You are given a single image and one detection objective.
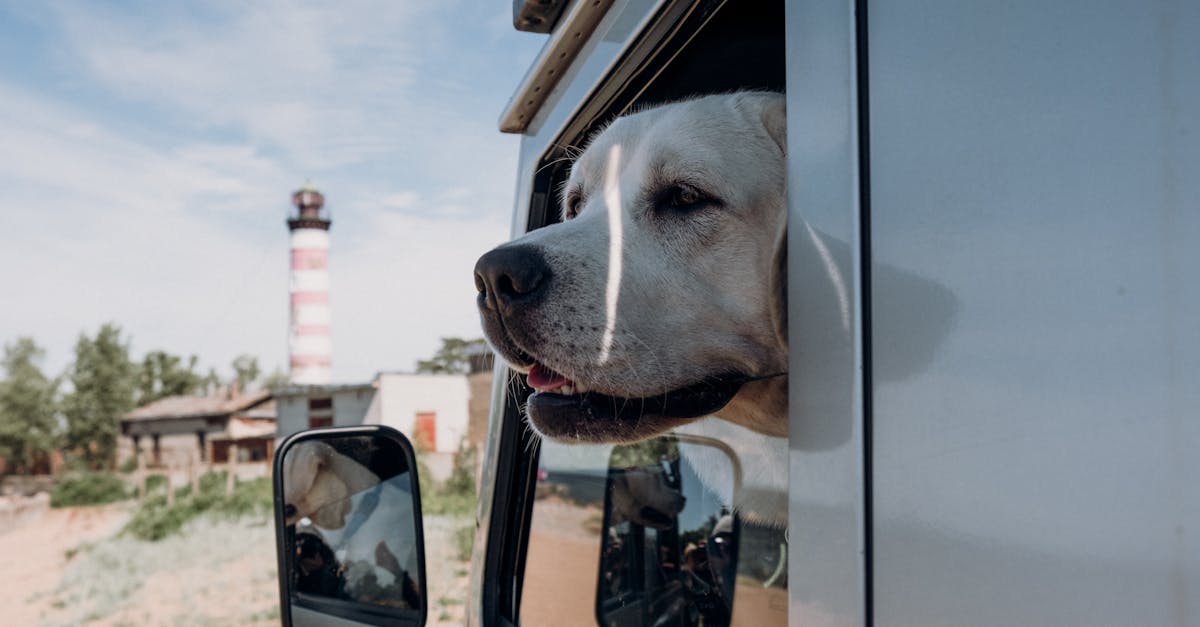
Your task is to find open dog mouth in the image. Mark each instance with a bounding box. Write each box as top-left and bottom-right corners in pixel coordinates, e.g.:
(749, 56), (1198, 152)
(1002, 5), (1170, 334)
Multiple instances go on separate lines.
(523, 362), (745, 442)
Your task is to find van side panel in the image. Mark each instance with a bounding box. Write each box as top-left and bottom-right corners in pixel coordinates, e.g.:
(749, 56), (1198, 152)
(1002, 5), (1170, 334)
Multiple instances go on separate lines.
(868, 0), (1200, 624)
(786, 0), (870, 624)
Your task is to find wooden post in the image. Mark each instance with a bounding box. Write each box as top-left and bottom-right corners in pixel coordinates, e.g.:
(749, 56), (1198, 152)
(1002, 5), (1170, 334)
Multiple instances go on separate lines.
(189, 456), (199, 495)
(136, 446), (147, 501)
(196, 430), (207, 462)
(225, 443), (238, 496)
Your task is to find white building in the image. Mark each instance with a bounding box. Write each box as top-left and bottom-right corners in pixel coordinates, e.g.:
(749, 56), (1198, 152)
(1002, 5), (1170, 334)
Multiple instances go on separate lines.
(363, 373), (471, 455)
(274, 373), (476, 456)
(274, 383), (375, 440)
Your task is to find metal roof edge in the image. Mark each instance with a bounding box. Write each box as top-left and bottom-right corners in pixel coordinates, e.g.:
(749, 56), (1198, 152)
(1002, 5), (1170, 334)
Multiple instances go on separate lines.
(499, 0), (616, 134)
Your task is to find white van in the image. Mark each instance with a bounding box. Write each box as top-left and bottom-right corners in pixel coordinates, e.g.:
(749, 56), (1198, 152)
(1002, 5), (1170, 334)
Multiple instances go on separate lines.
(274, 1), (1199, 625)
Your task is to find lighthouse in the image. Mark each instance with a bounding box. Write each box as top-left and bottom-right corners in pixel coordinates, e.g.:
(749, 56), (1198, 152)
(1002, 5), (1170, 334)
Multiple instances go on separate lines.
(287, 182), (333, 384)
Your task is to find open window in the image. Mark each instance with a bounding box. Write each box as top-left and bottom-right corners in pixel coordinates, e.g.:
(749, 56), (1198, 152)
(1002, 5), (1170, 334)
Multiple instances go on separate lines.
(484, 2), (788, 625)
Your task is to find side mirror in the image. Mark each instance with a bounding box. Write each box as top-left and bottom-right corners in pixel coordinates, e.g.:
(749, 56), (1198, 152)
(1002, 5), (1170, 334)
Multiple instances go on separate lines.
(274, 425), (427, 626)
(596, 434), (742, 627)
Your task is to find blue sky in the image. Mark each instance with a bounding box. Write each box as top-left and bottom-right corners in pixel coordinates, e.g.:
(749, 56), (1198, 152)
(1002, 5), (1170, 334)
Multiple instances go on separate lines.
(0, 1), (544, 382)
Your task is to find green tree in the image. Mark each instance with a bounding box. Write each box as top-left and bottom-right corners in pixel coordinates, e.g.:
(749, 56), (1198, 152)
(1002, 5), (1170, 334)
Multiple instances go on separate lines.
(62, 323), (136, 470)
(0, 337), (60, 475)
(202, 367), (221, 394)
(261, 367), (290, 390)
(415, 337), (486, 374)
(137, 350), (205, 404)
(231, 354), (261, 391)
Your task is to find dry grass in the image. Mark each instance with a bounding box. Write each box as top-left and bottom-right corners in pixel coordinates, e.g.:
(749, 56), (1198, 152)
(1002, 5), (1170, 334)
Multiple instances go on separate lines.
(12, 481), (475, 625)
(41, 513), (278, 626)
(423, 514), (474, 626)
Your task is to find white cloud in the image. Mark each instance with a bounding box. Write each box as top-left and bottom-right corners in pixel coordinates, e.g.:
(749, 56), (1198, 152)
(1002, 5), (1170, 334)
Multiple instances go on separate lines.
(1, 1), (541, 383)
(381, 191), (420, 212)
(0, 81), (288, 374)
(50, 1), (435, 170)
(0, 77), (516, 381)
(333, 209), (509, 380)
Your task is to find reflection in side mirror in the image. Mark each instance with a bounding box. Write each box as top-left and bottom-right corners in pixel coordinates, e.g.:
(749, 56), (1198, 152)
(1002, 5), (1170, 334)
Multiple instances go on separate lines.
(596, 434), (742, 627)
(274, 425), (427, 627)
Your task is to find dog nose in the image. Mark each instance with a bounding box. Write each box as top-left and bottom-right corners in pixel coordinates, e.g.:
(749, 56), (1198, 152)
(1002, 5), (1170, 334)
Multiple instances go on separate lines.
(474, 245), (550, 311)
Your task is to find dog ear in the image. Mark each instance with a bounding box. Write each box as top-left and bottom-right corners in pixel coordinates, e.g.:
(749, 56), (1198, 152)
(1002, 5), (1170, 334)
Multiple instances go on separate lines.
(760, 94), (787, 155)
(770, 225), (788, 350)
(735, 92), (787, 155)
(740, 92), (788, 348)
(285, 441), (329, 505)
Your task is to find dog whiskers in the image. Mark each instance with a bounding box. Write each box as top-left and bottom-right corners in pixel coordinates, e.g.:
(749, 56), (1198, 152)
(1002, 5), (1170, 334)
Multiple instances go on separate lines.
(536, 143), (585, 177)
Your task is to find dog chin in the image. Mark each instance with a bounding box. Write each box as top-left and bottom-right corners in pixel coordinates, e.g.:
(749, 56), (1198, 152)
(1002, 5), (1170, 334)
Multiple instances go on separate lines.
(524, 375), (745, 443)
(479, 327), (535, 373)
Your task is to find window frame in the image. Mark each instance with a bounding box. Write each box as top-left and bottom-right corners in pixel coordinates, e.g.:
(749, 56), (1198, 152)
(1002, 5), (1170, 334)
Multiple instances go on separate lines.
(472, 1), (840, 624)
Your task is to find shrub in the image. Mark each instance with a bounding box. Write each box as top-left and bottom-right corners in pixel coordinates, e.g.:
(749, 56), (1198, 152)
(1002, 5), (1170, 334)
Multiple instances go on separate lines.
(454, 523), (475, 562)
(443, 441), (477, 497)
(417, 440), (478, 516)
(144, 474), (168, 492)
(122, 495), (194, 541)
(122, 474), (272, 541)
(50, 473), (131, 507)
(421, 489), (475, 516)
(118, 456), (137, 474)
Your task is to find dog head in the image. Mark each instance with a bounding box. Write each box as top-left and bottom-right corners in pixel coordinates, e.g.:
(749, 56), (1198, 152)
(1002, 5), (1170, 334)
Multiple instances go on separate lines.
(283, 440), (379, 529)
(475, 92), (787, 443)
(609, 465), (688, 529)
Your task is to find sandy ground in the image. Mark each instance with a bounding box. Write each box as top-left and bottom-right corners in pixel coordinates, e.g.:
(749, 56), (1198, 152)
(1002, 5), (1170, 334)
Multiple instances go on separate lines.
(1, 502), (475, 627)
(1, 496), (784, 625)
(1, 502), (133, 626)
(520, 496), (605, 627)
(37, 513), (279, 627)
(424, 515), (474, 627)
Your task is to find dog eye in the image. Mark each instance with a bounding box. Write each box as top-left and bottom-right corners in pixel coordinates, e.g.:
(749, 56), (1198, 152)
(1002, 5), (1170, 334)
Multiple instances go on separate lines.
(563, 192), (582, 219)
(657, 184), (711, 212)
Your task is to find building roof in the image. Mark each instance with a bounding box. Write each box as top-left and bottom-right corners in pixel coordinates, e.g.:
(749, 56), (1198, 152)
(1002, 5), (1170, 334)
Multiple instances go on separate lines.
(270, 382), (375, 397)
(373, 371), (470, 379)
(123, 391), (272, 423)
(210, 416), (278, 441)
(241, 399), (276, 420)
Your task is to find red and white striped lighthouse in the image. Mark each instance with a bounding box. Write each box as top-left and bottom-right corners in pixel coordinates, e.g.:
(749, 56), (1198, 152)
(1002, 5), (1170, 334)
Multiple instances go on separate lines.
(287, 182), (333, 384)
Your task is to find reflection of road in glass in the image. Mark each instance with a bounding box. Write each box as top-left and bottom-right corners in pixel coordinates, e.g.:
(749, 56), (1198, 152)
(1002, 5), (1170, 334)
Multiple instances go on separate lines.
(520, 495), (605, 627)
(731, 578), (788, 625)
(526, 437), (790, 625)
(730, 522), (788, 626)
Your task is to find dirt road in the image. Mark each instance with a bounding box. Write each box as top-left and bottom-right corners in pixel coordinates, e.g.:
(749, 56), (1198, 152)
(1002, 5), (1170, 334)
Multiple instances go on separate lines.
(0, 503), (132, 626)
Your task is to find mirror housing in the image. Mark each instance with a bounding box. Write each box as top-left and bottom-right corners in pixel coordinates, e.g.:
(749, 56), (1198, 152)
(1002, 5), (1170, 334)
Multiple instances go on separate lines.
(274, 425), (427, 627)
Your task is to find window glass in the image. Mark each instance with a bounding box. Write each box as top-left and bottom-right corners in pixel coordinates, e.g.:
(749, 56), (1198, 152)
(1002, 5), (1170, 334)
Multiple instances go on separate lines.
(510, 1), (788, 622)
(520, 443), (611, 625)
(520, 433), (787, 626)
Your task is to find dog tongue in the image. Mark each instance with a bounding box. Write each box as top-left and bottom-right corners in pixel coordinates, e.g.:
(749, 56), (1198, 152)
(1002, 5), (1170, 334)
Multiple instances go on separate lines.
(527, 364), (572, 393)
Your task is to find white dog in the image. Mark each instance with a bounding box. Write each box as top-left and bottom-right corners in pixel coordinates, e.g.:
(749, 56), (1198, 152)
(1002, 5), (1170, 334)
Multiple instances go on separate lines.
(608, 463), (688, 529)
(475, 92), (788, 523)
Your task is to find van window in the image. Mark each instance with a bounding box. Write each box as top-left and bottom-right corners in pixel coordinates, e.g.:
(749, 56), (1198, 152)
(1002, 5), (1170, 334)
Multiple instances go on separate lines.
(513, 1), (787, 624)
